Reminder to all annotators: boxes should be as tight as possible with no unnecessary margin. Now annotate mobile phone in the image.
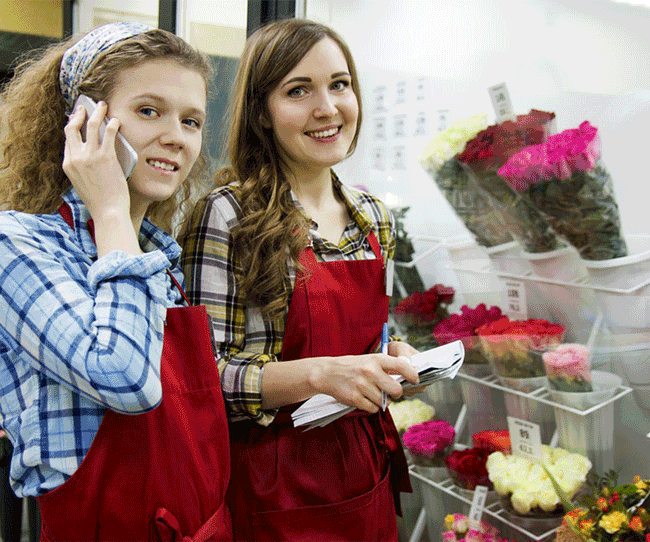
[74,94,138,179]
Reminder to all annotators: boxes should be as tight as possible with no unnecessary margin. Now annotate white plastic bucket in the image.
[547,371,622,411]
[582,235,650,329]
[504,393,556,444]
[485,241,529,274]
[520,245,588,282]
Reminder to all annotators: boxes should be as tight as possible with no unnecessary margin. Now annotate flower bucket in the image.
[397,484,423,542]
[582,235,650,330]
[553,401,615,476]
[504,391,556,444]
[547,370,621,411]
[520,245,587,282]
[459,378,508,438]
[424,379,463,423]
[601,332,650,411]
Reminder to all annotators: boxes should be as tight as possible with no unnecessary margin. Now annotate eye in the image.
[138,106,158,118]
[183,118,202,129]
[331,80,350,91]
[288,86,307,98]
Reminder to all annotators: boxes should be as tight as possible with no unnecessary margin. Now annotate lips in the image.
[306,126,341,139]
[146,158,179,172]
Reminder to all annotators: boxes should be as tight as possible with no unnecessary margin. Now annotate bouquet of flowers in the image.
[477,316,566,379]
[543,344,593,393]
[457,110,566,253]
[446,446,493,490]
[433,304,504,367]
[402,419,455,468]
[392,283,455,349]
[555,471,650,541]
[387,398,435,435]
[498,121,627,261]
[443,513,520,542]
[487,446,592,516]
[473,430,511,454]
[419,114,514,248]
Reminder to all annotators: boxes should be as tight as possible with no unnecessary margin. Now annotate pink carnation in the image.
[402,419,455,457]
[542,344,591,380]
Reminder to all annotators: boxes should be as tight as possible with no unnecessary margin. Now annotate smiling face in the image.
[105,58,207,214]
[266,37,359,179]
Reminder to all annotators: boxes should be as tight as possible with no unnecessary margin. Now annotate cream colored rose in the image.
[537,489,560,512]
[388,399,435,433]
[511,488,536,514]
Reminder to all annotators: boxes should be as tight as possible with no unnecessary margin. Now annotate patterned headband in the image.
[59,21,154,112]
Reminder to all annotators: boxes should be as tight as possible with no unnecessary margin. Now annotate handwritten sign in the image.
[508,417,542,461]
[488,82,515,123]
[504,280,527,320]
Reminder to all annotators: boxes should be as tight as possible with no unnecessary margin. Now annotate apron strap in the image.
[57,202,192,305]
[151,504,229,542]
[301,230,384,267]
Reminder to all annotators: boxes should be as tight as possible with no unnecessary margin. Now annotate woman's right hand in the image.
[307,354,419,413]
[62,101,131,222]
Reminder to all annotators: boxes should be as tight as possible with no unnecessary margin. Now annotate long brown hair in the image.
[0,28,213,233]
[179,18,362,320]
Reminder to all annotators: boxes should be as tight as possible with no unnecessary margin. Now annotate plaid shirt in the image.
[181,175,395,426]
[0,189,184,497]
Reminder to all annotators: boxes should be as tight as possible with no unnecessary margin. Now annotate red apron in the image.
[228,231,411,542]
[35,205,233,542]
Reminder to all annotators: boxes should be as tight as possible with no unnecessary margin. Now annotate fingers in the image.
[379,354,419,386]
[83,101,108,148]
[64,105,86,147]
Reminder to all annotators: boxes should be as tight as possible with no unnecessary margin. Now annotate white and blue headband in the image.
[59,21,154,113]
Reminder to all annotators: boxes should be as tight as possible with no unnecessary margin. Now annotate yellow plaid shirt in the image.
[181,175,396,425]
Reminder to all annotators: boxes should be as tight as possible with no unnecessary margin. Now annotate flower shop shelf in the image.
[408,469,559,541]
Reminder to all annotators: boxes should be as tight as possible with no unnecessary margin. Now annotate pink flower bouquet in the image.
[542,344,593,393]
[458,110,565,253]
[498,121,627,261]
[443,513,520,542]
[402,419,455,468]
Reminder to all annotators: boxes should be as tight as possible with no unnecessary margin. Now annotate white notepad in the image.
[291,340,465,430]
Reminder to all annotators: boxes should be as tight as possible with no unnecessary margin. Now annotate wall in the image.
[305,0,650,485]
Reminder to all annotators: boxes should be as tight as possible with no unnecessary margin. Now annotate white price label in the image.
[395,80,407,105]
[468,485,488,528]
[391,145,407,170]
[414,112,427,137]
[373,86,387,113]
[416,77,427,101]
[508,417,542,460]
[437,109,449,132]
[504,280,527,320]
[372,147,385,171]
[373,117,387,141]
[393,114,407,138]
[488,82,515,123]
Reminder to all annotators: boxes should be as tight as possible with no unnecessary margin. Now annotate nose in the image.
[313,90,338,118]
[158,118,186,148]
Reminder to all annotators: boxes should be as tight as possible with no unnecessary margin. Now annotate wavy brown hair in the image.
[179,18,362,321]
[0,28,213,233]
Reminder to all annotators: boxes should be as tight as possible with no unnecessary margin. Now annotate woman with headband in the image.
[0,23,232,541]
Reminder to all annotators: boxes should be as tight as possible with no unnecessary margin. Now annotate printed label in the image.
[488,82,515,123]
[504,280,527,320]
[468,485,489,529]
[508,417,542,460]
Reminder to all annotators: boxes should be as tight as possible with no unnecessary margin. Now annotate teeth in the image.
[148,159,176,171]
[309,127,338,138]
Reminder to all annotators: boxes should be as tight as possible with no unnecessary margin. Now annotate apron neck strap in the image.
[301,230,384,266]
[57,202,190,304]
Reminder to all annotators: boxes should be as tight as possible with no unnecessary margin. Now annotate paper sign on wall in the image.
[488,82,515,123]
[372,146,386,171]
[373,117,387,141]
[392,145,407,170]
[437,109,449,132]
[395,80,407,105]
[507,417,542,461]
[393,114,407,138]
[414,112,427,137]
[373,86,387,113]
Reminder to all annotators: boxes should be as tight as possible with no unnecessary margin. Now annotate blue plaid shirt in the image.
[0,189,184,497]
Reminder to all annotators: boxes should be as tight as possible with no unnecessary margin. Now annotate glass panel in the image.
[78,0,159,33]
[178,0,248,168]
[0,0,63,38]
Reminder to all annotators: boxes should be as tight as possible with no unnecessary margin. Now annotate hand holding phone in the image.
[74,94,138,178]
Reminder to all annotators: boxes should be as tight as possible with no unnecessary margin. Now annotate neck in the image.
[129,195,149,237]
[287,167,334,209]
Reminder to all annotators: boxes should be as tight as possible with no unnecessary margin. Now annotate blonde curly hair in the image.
[179,19,362,321]
[0,28,213,233]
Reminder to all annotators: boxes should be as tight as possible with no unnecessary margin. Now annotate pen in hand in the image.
[380,323,389,411]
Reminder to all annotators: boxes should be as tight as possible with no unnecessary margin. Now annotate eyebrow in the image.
[281,72,351,88]
[131,93,207,119]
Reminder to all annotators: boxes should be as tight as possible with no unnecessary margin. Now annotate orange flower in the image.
[579,519,594,534]
[596,497,609,511]
[629,515,643,533]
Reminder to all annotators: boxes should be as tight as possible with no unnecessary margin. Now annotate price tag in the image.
[504,280,527,320]
[488,82,516,123]
[437,109,449,132]
[385,259,394,296]
[416,77,427,102]
[508,417,542,461]
[391,145,407,170]
[468,485,488,528]
[414,112,427,137]
[373,86,387,113]
[395,80,407,105]
[373,117,387,141]
[393,114,407,138]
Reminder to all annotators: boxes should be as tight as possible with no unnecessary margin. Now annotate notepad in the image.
[291,340,465,430]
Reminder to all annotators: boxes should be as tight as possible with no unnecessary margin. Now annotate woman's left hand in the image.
[387,341,428,396]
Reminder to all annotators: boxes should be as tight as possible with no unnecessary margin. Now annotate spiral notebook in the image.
[291,340,465,430]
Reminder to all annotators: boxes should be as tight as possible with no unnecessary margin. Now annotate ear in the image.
[259,112,272,129]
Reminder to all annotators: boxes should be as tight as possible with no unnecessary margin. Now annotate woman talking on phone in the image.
[180,18,420,541]
[0,22,231,541]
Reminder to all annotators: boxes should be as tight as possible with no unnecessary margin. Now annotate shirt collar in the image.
[60,188,181,263]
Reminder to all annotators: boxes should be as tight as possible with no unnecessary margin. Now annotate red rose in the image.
[445,447,492,490]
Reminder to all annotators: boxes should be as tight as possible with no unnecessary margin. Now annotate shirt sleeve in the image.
[181,191,277,425]
[0,215,170,413]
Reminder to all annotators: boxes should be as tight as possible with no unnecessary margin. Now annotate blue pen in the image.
[380,323,389,411]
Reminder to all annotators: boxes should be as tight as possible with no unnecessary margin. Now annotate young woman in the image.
[0,22,231,541]
[180,18,420,542]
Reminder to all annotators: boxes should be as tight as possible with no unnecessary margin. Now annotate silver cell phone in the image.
[74,94,138,178]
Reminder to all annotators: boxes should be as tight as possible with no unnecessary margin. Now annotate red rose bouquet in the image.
[498,121,627,261]
[392,283,455,349]
[477,317,566,379]
[402,419,455,468]
[458,110,565,253]
[445,446,493,490]
[433,304,504,366]
[472,430,511,454]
